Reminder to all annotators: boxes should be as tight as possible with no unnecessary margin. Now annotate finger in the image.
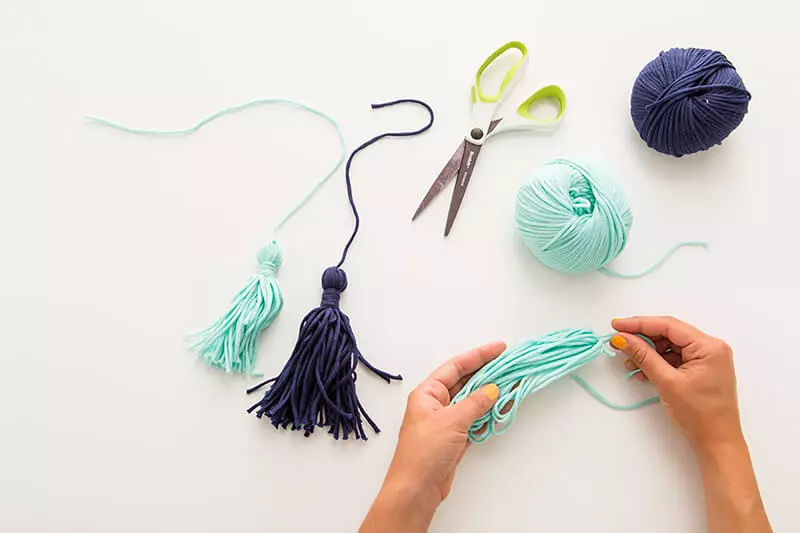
[612,316,705,349]
[448,384,500,430]
[428,341,506,390]
[414,379,452,407]
[624,359,649,381]
[610,334,675,383]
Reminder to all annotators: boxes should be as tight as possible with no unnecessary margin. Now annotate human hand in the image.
[610,317,771,532]
[359,342,504,533]
[610,316,741,452]
[387,341,505,502]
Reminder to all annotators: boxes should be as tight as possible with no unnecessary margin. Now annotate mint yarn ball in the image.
[515,158,633,274]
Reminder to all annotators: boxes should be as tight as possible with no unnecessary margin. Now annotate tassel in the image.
[85,98,347,375]
[247,266,401,439]
[248,98,435,440]
[189,242,284,374]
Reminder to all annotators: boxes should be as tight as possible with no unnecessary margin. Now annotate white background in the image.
[2,0,798,531]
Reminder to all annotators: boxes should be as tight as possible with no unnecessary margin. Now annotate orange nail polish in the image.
[610,335,627,350]
[482,384,500,401]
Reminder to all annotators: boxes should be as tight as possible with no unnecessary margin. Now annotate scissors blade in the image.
[412,141,466,221]
[444,140,482,236]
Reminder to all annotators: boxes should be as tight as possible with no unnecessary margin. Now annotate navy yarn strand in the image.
[248,98,434,440]
[336,99,435,268]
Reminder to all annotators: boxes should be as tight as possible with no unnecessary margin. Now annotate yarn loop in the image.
[451,328,659,443]
[631,48,751,157]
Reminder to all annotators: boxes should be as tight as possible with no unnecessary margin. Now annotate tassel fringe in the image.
[190,242,284,374]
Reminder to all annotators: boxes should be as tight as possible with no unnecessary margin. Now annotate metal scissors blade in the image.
[412,118,502,222]
[444,140,482,236]
[412,141,464,221]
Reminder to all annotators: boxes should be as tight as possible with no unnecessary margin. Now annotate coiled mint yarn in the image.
[451,328,659,444]
[516,158,632,274]
[515,158,705,277]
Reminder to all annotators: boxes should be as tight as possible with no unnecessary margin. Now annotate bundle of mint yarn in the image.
[515,158,633,274]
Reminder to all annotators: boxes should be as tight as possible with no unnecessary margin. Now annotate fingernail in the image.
[610,335,627,350]
[612,317,623,323]
[482,384,500,401]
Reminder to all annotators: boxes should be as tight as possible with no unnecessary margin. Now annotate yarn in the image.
[451,328,659,443]
[247,99,435,440]
[87,99,347,374]
[631,48,751,157]
[515,158,706,276]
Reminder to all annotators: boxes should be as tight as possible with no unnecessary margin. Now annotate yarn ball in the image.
[515,158,632,274]
[631,48,751,157]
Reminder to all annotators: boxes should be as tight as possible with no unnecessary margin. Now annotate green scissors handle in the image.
[471,41,529,105]
[467,41,566,141]
[488,84,567,137]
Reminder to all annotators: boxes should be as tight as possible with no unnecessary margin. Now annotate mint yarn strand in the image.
[451,329,659,443]
[86,98,347,236]
[87,99,346,374]
[599,241,709,278]
[570,375,659,410]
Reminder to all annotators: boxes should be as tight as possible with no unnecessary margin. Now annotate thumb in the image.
[610,334,675,383]
[449,384,500,429]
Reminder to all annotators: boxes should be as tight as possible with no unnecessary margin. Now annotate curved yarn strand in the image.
[86,98,347,236]
[336,99,434,268]
[570,375,659,410]
[599,241,709,278]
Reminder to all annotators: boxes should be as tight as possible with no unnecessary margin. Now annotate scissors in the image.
[412,41,566,236]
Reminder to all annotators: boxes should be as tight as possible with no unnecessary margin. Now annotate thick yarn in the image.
[86,99,347,374]
[451,328,659,443]
[631,48,751,157]
[515,158,706,276]
[247,99,435,440]
[190,242,284,373]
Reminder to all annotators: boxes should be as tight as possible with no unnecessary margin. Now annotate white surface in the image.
[2,0,798,531]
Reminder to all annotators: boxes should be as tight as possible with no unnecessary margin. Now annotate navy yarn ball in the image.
[631,48,751,157]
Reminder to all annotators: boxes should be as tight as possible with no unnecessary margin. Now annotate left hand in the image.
[360,342,505,533]
[384,341,505,503]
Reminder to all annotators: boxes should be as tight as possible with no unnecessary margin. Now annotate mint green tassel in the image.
[189,242,284,374]
[86,99,347,374]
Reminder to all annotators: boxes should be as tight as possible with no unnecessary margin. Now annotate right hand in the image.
[610,316,742,452]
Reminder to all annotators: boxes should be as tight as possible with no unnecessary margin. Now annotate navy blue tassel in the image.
[247,99,435,440]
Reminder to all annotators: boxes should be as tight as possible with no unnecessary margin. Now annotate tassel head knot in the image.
[257,241,283,277]
[321,267,347,307]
